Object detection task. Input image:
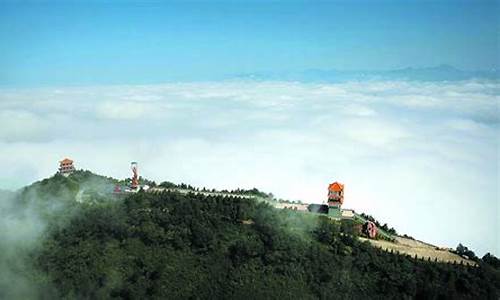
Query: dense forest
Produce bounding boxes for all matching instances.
[1,171,499,299]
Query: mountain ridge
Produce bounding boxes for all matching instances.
[1,170,499,299]
[232,65,500,82]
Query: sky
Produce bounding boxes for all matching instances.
[0,1,498,256]
[0,0,498,86]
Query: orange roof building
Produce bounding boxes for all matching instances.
[59,158,75,176]
[327,181,344,218]
[327,181,344,205]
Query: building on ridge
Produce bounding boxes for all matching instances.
[59,158,75,176]
[327,181,344,218]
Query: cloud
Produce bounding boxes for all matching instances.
[0,110,51,142]
[341,104,377,117]
[95,101,158,120]
[0,79,498,256]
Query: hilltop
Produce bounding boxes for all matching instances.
[1,171,499,299]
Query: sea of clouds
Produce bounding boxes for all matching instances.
[0,79,498,255]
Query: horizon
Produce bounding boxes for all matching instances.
[0,63,498,88]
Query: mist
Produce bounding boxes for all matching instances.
[0,188,46,299]
[0,173,122,299]
[0,79,498,256]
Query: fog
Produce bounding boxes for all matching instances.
[0,79,498,255]
[0,188,46,298]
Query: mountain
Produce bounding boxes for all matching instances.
[233,65,500,82]
[1,171,499,299]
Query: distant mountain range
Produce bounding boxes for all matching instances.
[233,65,499,82]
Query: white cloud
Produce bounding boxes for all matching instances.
[0,79,498,256]
[341,104,377,117]
[95,101,157,120]
[337,118,410,147]
[0,110,51,142]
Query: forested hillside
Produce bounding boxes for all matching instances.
[1,172,499,299]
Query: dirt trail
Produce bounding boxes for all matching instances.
[360,236,477,266]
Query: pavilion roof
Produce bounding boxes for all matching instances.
[328,182,344,192]
[60,158,73,164]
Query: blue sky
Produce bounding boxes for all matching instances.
[0,0,498,86]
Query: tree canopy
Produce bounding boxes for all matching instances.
[2,171,499,299]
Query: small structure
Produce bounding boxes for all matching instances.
[363,221,378,239]
[327,181,344,218]
[274,202,309,211]
[113,185,122,194]
[341,209,355,219]
[307,203,329,214]
[130,162,139,190]
[58,158,75,177]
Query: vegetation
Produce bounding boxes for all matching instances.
[359,212,398,235]
[1,172,499,299]
[159,181,271,198]
[454,243,479,261]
